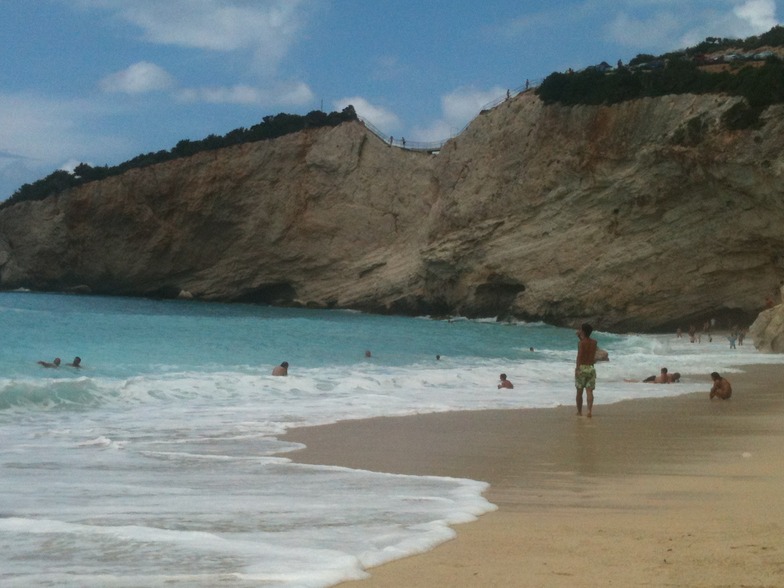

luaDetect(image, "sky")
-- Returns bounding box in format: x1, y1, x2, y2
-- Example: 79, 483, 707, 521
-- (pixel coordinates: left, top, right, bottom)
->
0, 0, 780, 199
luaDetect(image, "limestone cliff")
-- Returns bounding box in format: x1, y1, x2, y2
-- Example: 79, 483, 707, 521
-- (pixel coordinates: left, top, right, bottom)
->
1, 92, 783, 332
749, 304, 784, 352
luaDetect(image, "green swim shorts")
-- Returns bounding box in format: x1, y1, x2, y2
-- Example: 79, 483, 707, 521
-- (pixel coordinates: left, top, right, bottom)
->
575, 364, 596, 390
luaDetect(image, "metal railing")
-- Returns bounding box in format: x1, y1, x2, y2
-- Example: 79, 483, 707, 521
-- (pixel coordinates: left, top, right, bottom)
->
359, 79, 542, 153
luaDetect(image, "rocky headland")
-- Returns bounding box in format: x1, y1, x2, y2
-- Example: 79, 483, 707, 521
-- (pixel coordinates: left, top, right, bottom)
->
1, 91, 783, 332
749, 302, 784, 352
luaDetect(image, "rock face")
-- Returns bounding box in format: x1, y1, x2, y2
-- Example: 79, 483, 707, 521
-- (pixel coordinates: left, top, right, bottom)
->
1, 92, 783, 332
749, 305, 784, 352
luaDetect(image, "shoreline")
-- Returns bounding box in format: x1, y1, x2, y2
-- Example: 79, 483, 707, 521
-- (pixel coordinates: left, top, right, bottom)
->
282, 364, 784, 587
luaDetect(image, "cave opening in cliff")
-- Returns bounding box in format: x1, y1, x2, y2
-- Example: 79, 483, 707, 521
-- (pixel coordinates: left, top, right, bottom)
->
233, 283, 297, 305
472, 282, 526, 317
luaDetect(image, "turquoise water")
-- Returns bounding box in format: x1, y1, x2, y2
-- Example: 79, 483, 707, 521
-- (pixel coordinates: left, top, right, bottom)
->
1, 292, 572, 376
0, 292, 780, 587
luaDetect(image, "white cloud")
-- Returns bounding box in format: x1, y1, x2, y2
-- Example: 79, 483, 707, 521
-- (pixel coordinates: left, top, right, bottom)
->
333, 97, 401, 130
1, 94, 87, 161
605, 0, 779, 50
676, 0, 779, 48
734, 0, 778, 32
78, 0, 310, 74
441, 86, 507, 124
407, 86, 508, 143
0, 92, 129, 198
100, 61, 175, 94
59, 159, 84, 174
177, 81, 314, 106
492, 1, 778, 55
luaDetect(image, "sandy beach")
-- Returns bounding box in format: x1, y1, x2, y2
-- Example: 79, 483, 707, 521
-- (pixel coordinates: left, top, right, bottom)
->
283, 364, 784, 587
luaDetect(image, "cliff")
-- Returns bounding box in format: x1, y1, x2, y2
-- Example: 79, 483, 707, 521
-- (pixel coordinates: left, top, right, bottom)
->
749, 304, 784, 352
1, 91, 783, 332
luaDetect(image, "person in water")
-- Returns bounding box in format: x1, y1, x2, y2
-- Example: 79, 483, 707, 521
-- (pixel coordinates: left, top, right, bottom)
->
37, 357, 61, 368
639, 368, 680, 383
497, 373, 514, 389
67, 356, 82, 368
272, 361, 289, 376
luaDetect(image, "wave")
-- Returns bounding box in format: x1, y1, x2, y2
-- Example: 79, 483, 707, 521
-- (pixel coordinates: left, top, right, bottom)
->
2, 337, 782, 421
0, 378, 107, 411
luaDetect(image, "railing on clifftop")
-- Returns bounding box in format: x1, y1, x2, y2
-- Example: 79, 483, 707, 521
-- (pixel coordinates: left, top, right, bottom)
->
359, 79, 542, 153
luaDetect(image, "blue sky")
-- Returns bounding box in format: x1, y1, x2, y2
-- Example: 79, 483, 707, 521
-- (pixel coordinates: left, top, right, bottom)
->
0, 0, 779, 199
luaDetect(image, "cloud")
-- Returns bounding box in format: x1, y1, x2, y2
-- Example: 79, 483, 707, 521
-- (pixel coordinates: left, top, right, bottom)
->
605, 0, 779, 50
490, 1, 778, 55
0, 94, 85, 162
0, 92, 129, 198
675, 0, 780, 48
409, 85, 508, 143
100, 61, 175, 94
78, 1, 317, 114
78, 0, 310, 74
333, 97, 401, 130
734, 0, 778, 31
59, 159, 84, 174
177, 81, 314, 106
441, 86, 507, 124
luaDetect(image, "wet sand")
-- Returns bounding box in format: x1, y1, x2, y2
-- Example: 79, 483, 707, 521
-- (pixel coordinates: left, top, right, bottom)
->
282, 365, 784, 587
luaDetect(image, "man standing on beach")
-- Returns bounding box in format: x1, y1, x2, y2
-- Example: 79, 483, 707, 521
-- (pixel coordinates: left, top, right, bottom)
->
575, 323, 597, 417
709, 372, 732, 399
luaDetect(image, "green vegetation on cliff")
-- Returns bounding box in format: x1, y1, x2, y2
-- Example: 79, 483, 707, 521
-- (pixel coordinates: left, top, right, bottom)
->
1, 106, 357, 210
537, 26, 784, 128
537, 58, 784, 109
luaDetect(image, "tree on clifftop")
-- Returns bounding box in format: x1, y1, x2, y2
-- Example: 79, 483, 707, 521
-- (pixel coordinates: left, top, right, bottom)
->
1, 106, 359, 210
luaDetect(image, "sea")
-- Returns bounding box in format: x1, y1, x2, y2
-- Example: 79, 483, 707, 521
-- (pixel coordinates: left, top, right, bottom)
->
1, 291, 781, 587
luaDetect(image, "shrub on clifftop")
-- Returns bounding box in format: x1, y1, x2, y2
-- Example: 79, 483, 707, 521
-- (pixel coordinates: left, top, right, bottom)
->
1, 106, 358, 210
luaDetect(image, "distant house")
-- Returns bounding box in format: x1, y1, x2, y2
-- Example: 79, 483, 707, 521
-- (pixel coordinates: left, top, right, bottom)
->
591, 61, 614, 73
634, 59, 665, 70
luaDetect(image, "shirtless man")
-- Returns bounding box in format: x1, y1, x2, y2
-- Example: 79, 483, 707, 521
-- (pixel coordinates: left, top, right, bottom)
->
575, 323, 597, 417
652, 367, 682, 383
709, 372, 732, 399
639, 369, 680, 383
67, 356, 82, 368
37, 357, 61, 368
497, 373, 514, 389
272, 361, 289, 376
654, 367, 669, 383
